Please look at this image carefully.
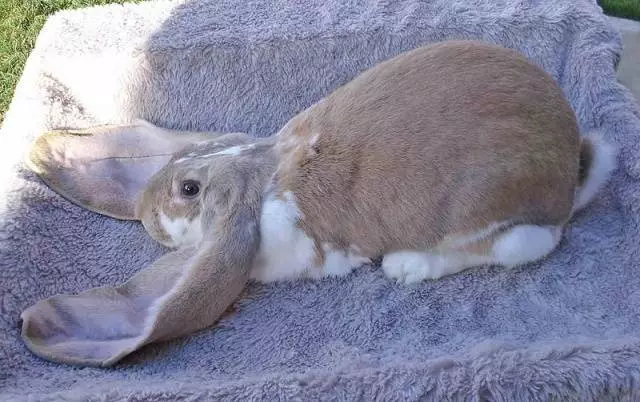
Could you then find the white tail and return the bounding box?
[572,130,617,214]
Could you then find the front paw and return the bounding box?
[382,251,436,284]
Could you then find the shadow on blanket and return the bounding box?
[2,0,640,400]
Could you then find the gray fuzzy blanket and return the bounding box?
[2,0,640,400]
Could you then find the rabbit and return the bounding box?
[21,40,616,367]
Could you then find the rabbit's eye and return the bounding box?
[180,180,200,197]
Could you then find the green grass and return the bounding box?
[0,0,638,124]
[599,0,640,21]
[0,0,140,123]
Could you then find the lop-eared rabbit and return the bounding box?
[21,40,616,367]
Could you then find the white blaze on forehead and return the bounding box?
[173,144,254,164]
[173,152,199,164]
[202,144,254,158]
[215,144,254,155]
[159,211,203,248]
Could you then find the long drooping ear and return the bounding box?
[20,196,261,367]
[26,120,225,220]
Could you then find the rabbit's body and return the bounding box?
[235,41,614,283]
[29,40,615,285]
[23,40,617,366]
[137,41,616,284]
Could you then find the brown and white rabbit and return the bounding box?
[21,40,616,367]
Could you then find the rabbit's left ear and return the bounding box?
[20,183,262,367]
[26,121,224,220]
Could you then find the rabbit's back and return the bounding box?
[273,40,581,258]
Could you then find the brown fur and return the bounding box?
[274,40,582,258]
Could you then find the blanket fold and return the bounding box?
[1,0,639,400]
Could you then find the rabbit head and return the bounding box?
[133,133,276,249]
[21,121,274,367]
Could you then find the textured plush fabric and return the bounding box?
[2,0,640,400]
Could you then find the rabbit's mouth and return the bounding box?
[157,211,204,249]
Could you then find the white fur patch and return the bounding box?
[306,243,370,279]
[250,191,315,282]
[250,192,369,282]
[209,144,253,157]
[172,156,191,164]
[173,145,253,164]
[382,224,563,284]
[382,251,492,284]
[173,152,201,164]
[572,131,617,213]
[159,212,203,248]
[492,225,561,267]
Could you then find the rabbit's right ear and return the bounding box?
[26,121,222,220]
[20,189,262,367]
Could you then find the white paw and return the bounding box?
[382,251,440,284]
